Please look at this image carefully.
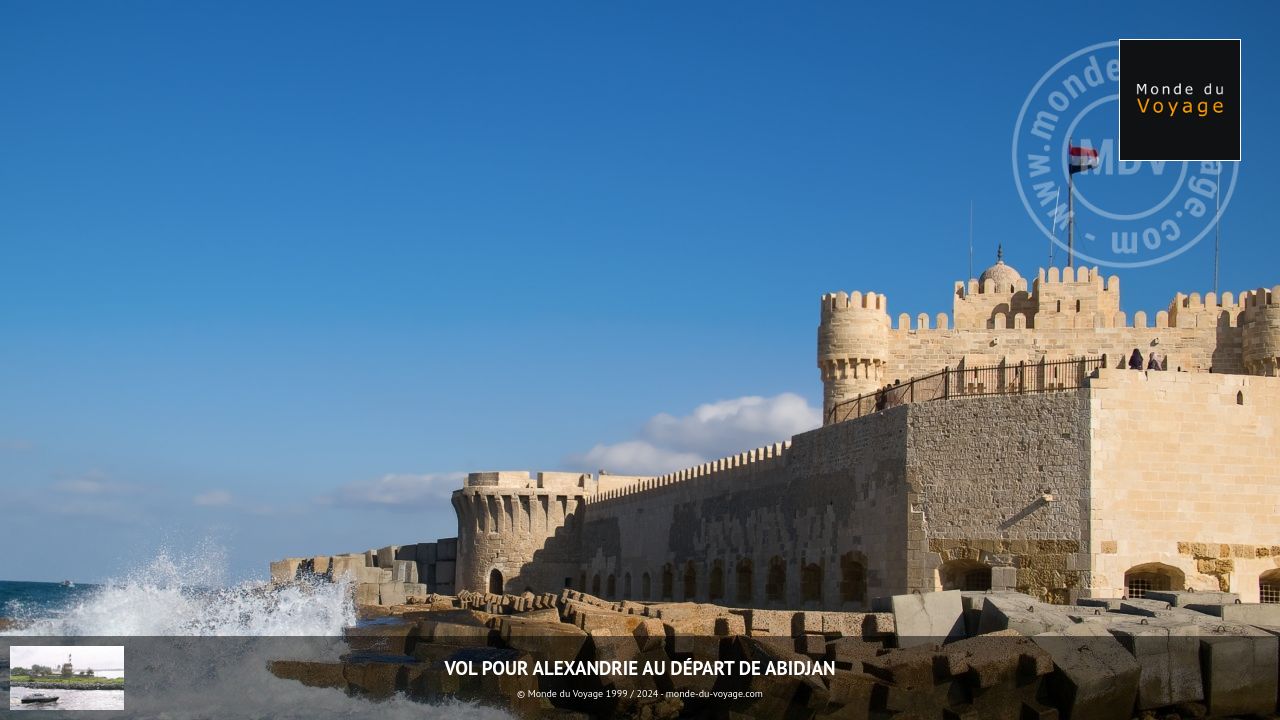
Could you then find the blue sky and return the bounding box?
[2,2,1277,583]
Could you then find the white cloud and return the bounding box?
[194,490,233,507]
[569,441,705,477]
[566,393,821,476]
[53,471,136,496]
[329,472,465,510]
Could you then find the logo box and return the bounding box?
[1119,39,1240,161]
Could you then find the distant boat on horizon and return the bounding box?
[61,580,74,587]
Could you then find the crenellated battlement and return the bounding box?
[581,440,792,506]
[819,255,1280,424]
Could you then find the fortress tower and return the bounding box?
[816,290,890,419]
[1242,287,1280,376]
[451,470,646,595]
[818,251,1280,424]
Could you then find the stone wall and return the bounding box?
[1087,369,1280,601]
[578,411,910,610]
[904,391,1092,602]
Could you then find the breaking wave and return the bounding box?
[2,545,512,719]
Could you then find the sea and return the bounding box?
[0,551,511,719]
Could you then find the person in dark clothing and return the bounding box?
[1129,348,1144,369]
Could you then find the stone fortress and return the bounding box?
[278,257,1280,613]
[446,255,1280,610]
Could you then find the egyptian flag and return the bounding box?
[1069,145,1099,174]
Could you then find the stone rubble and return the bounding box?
[262,583,1280,719]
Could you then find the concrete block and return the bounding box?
[392,559,418,584]
[743,609,795,636]
[500,618,588,662]
[394,544,418,562]
[355,582,379,606]
[270,559,300,583]
[1143,590,1238,608]
[417,543,437,564]
[310,556,331,575]
[330,555,364,582]
[376,546,399,568]
[378,581,407,607]
[888,590,964,648]
[978,594,1075,636]
[436,537,458,561]
[435,560,456,584]
[990,566,1017,590]
[1210,603,1280,626]
[1199,629,1278,717]
[1107,621,1203,710]
[1031,632,1140,720]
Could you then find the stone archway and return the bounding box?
[1124,562,1184,598]
[735,558,754,604]
[766,556,786,603]
[488,568,504,595]
[939,559,991,591]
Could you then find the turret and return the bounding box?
[452,471,592,594]
[1242,286,1280,376]
[817,290,890,424]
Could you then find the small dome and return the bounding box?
[978,246,1022,288]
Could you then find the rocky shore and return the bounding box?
[266,586,1280,719]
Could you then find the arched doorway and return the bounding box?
[801,562,823,603]
[709,560,724,601]
[683,561,697,600]
[1123,562,1184,598]
[939,559,992,591]
[1261,569,1280,604]
[766,556,786,603]
[642,572,652,600]
[840,552,867,605]
[488,568,504,595]
[735,558,754,604]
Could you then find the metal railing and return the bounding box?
[826,355,1107,425]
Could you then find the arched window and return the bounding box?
[641,572,651,600]
[939,559,992,591]
[683,561,697,600]
[801,562,823,603]
[709,560,724,601]
[591,573,601,597]
[661,564,673,600]
[1237,390,1245,405]
[488,568,504,595]
[606,574,616,598]
[1123,562,1185,598]
[624,572,632,598]
[735,558,754,604]
[840,552,867,605]
[1261,569,1280,604]
[766,556,786,603]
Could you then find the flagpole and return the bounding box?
[1214,177,1221,297]
[1050,187,1060,267]
[1067,137,1074,269]
[968,200,974,281]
